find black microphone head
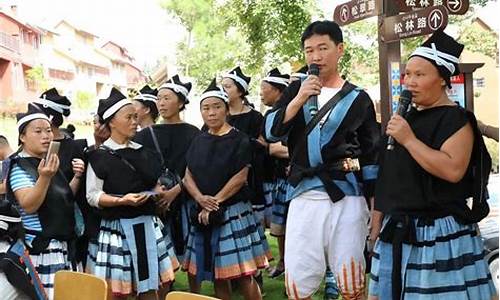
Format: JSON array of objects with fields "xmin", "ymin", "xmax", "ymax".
[
  {"xmin": 400, "ymin": 89, "xmax": 413, "ymax": 104},
  {"xmin": 308, "ymin": 64, "xmax": 320, "ymax": 76}
]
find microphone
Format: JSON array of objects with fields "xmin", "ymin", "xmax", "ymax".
[
  {"xmin": 308, "ymin": 64, "xmax": 320, "ymax": 117},
  {"xmin": 387, "ymin": 89, "xmax": 412, "ymax": 151}
]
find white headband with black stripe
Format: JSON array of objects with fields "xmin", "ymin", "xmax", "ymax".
[
  {"xmin": 411, "ymin": 43, "xmax": 459, "ymax": 75},
  {"xmin": 17, "ymin": 113, "xmax": 51, "ymax": 130},
  {"xmin": 263, "ymin": 76, "xmax": 289, "ymax": 87},
  {"xmin": 200, "ymin": 90, "xmax": 229, "ymax": 103},
  {"xmin": 133, "ymin": 93, "xmax": 158, "ymax": 103},
  {"xmin": 159, "ymin": 83, "xmax": 189, "ymax": 98},
  {"xmin": 224, "ymin": 72, "xmax": 249, "ymax": 91},
  {"xmin": 33, "ymin": 98, "xmax": 70, "ymax": 114},
  {"xmin": 103, "ymin": 99, "xmax": 131, "ymax": 120}
]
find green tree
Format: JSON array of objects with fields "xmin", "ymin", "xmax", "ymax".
[
  {"xmin": 222, "ymin": 0, "xmax": 316, "ymax": 71},
  {"xmin": 25, "ymin": 65, "xmax": 49, "ymax": 92},
  {"xmin": 74, "ymin": 91, "xmax": 94, "ymax": 110},
  {"xmin": 161, "ymin": 0, "xmax": 252, "ymax": 88},
  {"xmin": 161, "ymin": 0, "xmax": 317, "ymax": 88}
]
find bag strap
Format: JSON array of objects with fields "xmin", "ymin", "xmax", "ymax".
[
  {"xmin": 98, "ymin": 145, "xmax": 136, "ymax": 172},
  {"xmin": 291, "ymin": 81, "xmax": 356, "ymax": 162},
  {"xmin": 304, "ymin": 81, "xmax": 356, "ymax": 136},
  {"xmin": 148, "ymin": 126, "xmax": 165, "ymax": 167}
]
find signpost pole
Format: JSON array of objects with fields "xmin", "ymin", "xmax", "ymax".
[{"xmin": 378, "ymin": 0, "xmax": 401, "ymax": 128}]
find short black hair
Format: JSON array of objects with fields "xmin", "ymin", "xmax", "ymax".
[
  {"xmin": 301, "ymin": 20, "xmax": 343, "ymax": 49},
  {"xmin": 143, "ymin": 101, "xmax": 159, "ymax": 122}
]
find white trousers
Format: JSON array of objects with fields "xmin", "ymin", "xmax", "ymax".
[{"xmin": 284, "ymin": 191, "xmax": 369, "ymax": 299}]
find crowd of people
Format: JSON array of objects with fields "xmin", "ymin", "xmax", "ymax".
[{"xmin": 0, "ymin": 20, "xmax": 498, "ymax": 300}]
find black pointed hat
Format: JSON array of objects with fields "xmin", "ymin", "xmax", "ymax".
[
  {"xmin": 224, "ymin": 66, "xmax": 251, "ymax": 94},
  {"xmin": 200, "ymin": 78, "xmax": 229, "ymax": 104},
  {"xmin": 263, "ymin": 68, "xmax": 290, "ymax": 89},
  {"xmin": 133, "ymin": 85, "xmax": 158, "ymax": 103},
  {"xmin": 159, "ymin": 74, "xmax": 192, "ymax": 104},
  {"xmin": 97, "ymin": 87, "xmax": 130, "ymax": 123},
  {"xmin": 32, "ymin": 88, "xmax": 71, "ymax": 117},
  {"xmin": 16, "ymin": 103, "xmax": 51, "ymax": 134},
  {"xmin": 410, "ymin": 30, "xmax": 464, "ymax": 88}
]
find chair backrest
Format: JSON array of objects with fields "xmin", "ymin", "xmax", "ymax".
[
  {"xmin": 166, "ymin": 291, "xmax": 221, "ymax": 300},
  {"xmin": 54, "ymin": 270, "xmax": 108, "ymax": 300}
]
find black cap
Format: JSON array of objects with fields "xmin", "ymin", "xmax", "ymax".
[
  {"xmin": 97, "ymin": 87, "xmax": 130, "ymax": 123},
  {"xmin": 32, "ymin": 88, "xmax": 71, "ymax": 117},
  {"xmin": 159, "ymin": 74, "xmax": 192, "ymax": 105},
  {"xmin": 410, "ymin": 30, "xmax": 464, "ymax": 88},
  {"xmin": 16, "ymin": 103, "xmax": 51, "ymax": 134},
  {"xmin": 133, "ymin": 85, "xmax": 158, "ymax": 103},
  {"xmin": 224, "ymin": 66, "xmax": 251, "ymax": 95},
  {"xmin": 263, "ymin": 68, "xmax": 290, "ymax": 90},
  {"xmin": 200, "ymin": 78, "xmax": 229, "ymax": 104}
]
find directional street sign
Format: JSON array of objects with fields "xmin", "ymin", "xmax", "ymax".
[
  {"xmin": 333, "ymin": 0, "xmax": 381, "ymax": 26},
  {"xmin": 397, "ymin": 0, "xmax": 469, "ymax": 15},
  {"xmin": 382, "ymin": 5, "xmax": 448, "ymax": 42}
]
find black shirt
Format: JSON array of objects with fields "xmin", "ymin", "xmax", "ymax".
[
  {"xmin": 375, "ymin": 105, "xmax": 471, "ymax": 218},
  {"xmin": 134, "ymin": 123, "xmax": 200, "ymax": 177},
  {"xmin": 186, "ymin": 128, "xmax": 252, "ymax": 204}
]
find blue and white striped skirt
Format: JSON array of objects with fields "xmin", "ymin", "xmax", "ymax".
[
  {"xmin": 29, "ymin": 240, "xmax": 71, "ymax": 300},
  {"xmin": 253, "ymin": 182, "xmax": 274, "ymax": 224},
  {"xmin": 270, "ymin": 178, "xmax": 291, "ymax": 236},
  {"xmin": 86, "ymin": 216, "xmax": 179, "ymax": 297},
  {"xmin": 369, "ymin": 215, "xmax": 497, "ymax": 299},
  {"xmin": 183, "ymin": 200, "xmax": 272, "ymax": 281},
  {"xmin": 160, "ymin": 199, "xmax": 195, "ymax": 264}
]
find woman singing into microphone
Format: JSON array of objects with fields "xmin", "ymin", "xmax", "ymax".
[{"xmin": 368, "ymin": 30, "xmax": 497, "ymax": 300}]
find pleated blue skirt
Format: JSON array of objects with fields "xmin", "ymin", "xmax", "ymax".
[{"xmin": 369, "ymin": 215, "xmax": 497, "ymax": 299}]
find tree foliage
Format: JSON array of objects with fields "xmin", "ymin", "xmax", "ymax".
[
  {"xmin": 25, "ymin": 65, "xmax": 49, "ymax": 92},
  {"xmin": 222, "ymin": 0, "xmax": 316, "ymax": 71},
  {"xmin": 161, "ymin": 0, "xmax": 316, "ymax": 89}
]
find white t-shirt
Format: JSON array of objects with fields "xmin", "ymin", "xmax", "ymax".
[{"xmin": 318, "ymin": 87, "xmax": 340, "ymax": 125}]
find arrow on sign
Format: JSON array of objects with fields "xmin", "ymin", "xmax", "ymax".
[
  {"xmin": 429, "ymin": 10, "xmax": 443, "ymax": 29},
  {"xmin": 341, "ymin": 5, "xmax": 349, "ymax": 22},
  {"xmin": 447, "ymin": 0, "xmax": 462, "ymax": 12}
]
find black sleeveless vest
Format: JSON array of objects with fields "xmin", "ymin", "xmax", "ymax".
[
  {"xmin": 8, "ymin": 157, "xmax": 75, "ymax": 252},
  {"xmin": 87, "ymin": 146, "xmax": 162, "ymax": 219}
]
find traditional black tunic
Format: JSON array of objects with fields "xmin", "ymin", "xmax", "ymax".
[
  {"xmin": 134, "ymin": 123, "xmax": 200, "ymax": 254},
  {"xmin": 266, "ymin": 80, "xmax": 380, "ymax": 201},
  {"xmin": 186, "ymin": 128, "xmax": 251, "ymax": 202},
  {"xmin": 134, "ymin": 123, "xmax": 200, "ymax": 178},
  {"xmin": 86, "ymin": 145, "xmax": 162, "ymax": 219},
  {"xmin": 228, "ymin": 110, "xmax": 266, "ymax": 206},
  {"xmin": 375, "ymin": 105, "xmax": 488, "ymax": 222}
]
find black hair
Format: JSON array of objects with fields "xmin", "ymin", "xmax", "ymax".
[
  {"xmin": 301, "ymin": 20, "xmax": 343, "ymax": 48},
  {"xmin": 61, "ymin": 124, "xmax": 76, "ymax": 139},
  {"xmin": 142, "ymin": 101, "xmax": 159, "ymax": 122}
]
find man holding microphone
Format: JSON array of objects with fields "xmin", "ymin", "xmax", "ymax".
[{"xmin": 265, "ymin": 20, "xmax": 380, "ymax": 299}]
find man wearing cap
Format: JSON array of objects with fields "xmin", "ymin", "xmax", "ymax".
[{"xmin": 266, "ymin": 20, "xmax": 380, "ymax": 299}]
